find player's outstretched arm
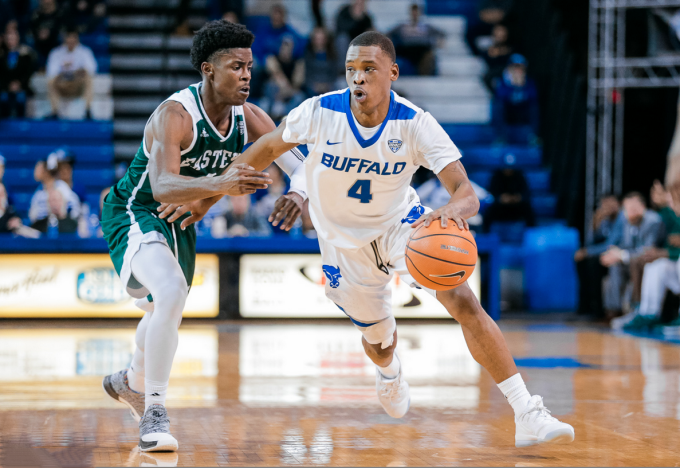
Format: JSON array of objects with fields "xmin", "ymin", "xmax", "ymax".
[
  {"xmin": 148, "ymin": 102, "xmax": 273, "ymax": 205},
  {"xmin": 234, "ymin": 121, "xmax": 299, "ymax": 172},
  {"xmin": 412, "ymin": 161, "xmax": 480, "ymax": 231}
]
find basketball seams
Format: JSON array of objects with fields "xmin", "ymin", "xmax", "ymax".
[
  {"xmin": 411, "ymin": 232, "xmax": 476, "ymax": 246},
  {"xmin": 406, "ymin": 245, "xmax": 476, "ymax": 267},
  {"xmin": 405, "ymin": 255, "xmax": 453, "ymax": 288}
]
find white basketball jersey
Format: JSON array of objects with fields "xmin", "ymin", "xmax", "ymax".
[{"xmin": 283, "ymin": 88, "xmax": 462, "ymax": 249}]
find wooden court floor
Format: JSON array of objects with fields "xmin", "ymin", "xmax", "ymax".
[{"xmin": 0, "ymin": 319, "xmax": 679, "ymax": 467}]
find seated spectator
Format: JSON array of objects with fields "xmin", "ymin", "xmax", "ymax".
[
  {"xmin": 252, "ymin": 4, "xmax": 304, "ymax": 64},
  {"xmin": 224, "ymin": 195, "xmax": 271, "ymax": 237},
  {"xmin": 0, "ymin": 27, "xmax": 35, "ymax": 119},
  {"xmin": 68, "ymin": 0, "xmax": 107, "ymax": 35},
  {"xmin": 0, "ymin": 182, "xmax": 22, "ymax": 234},
  {"xmin": 29, "ymin": 157, "xmax": 81, "ymax": 226},
  {"xmin": 46, "ymin": 25, "xmax": 97, "ymax": 119},
  {"xmin": 388, "ymin": 4, "xmax": 445, "ymax": 76},
  {"xmin": 482, "ymin": 24, "xmax": 512, "ymax": 91},
  {"xmin": 335, "ymin": 0, "xmax": 374, "ymax": 57},
  {"xmin": 261, "ymin": 37, "xmax": 305, "ymax": 120},
  {"xmin": 482, "ymin": 163, "xmax": 535, "ymax": 232},
  {"xmin": 52, "ymin": 148, "xmax": 86, "ymax": 202},
  {"xmin": 575, "ymin": 192, "xmax": 664, "ymax": 319},
  {"xmin": 31, "ymin": 188, "xmax": 78, "ymax": 235},
  {"xmin": 576, "ymin": 194, "xmax": 621, "ymax": 317},
  {"xmin": 466, "ymin": 0, "xmax": 514, "ymax": 56},
  {"xmin": 303, "ymin": 27, "xmax": 339, "ymax": 97},
  {"xmin": 31, "ymin": 0, "xmax": 65, "ymax": 67},
  {"xmin": 493, "ymin": 54, "xmax": 539, "ymax": 142},
  {"xmin": 613, "ymin": 182, "xmax": 680, "ymax": 330}
]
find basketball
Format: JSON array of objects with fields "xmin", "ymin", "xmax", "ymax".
[{"xmin": 405, "ymin": 223, "xmax": 478, "ymax": 291}]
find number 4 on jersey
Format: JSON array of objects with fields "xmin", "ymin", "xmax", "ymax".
[{"xmin": 348, "ymin": 180, "xmax": 373, "ymax": 204}]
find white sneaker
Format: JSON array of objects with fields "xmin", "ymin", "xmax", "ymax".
[
  {"xmin": 611, "ymin": 310, "xmax": 639, "ymax": 330},
  {"xmin": 376, "ymin": 367, "xmax": 410, "ymax": 418},
  {"xmin": 515, "ymin": 395, "xmax": 575, "ymax": 447}
]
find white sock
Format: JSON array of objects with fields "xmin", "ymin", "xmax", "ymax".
[
  {"xmin": 378, "ymin": 353, "xmax": 400, "ymax": 379},
  {"xmin": 145, "ymin": 378, "xmax": 168, "ymax": 412},
  {"xmin": 497, "ymin": 373, "xmax": 532, "ymax": 416},
  {"xmin": 127, "ymin": 353, "xmax": 145, "ymax": 393}
]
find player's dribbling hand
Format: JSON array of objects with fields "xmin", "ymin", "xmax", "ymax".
[
  {"xmin": 412, "ymin": 203, "xmax": 470, "ymax": 231},
  {"xmin": 157, "ymin": 199, "xmax": 211, "ymax": 230},
  {"xmin": 221, "ymin": 163, "xmax": 272, "ymax": 195},
  {"xmin": 269, "ymin": 192, "xmax": 305, "ymax": 231}
]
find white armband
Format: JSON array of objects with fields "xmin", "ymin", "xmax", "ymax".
[
  {"xmin": 274, "ymin": 147, "xmax": 306, "ymax": 177},
  {"xmin": 288, "ymin": 162, "xmax": 308, "ymax": 201},
  {"xmin": 275, "ymin": 147, "xmax": 307, "ymax": 201}
]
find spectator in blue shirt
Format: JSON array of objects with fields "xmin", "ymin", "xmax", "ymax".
[
  {"xmin": 252, "ymin": 4, "xmax": 304, "ymax": 63},
  {"xmin": 493, "ymin": 54, "xmax": 540, "ymax": 142}
]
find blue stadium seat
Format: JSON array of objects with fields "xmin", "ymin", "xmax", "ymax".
[
  {"xmin": 86, "ymin": 192, "xmax": 104, "ymax": 213},
  {"xmin": 96, "ymin": 56, "xmax": 110, "ymax": 73},
  {"xmin": 500, "ymin": 244, "xmax": 525, "ymax": 269},
  {"xmin": 531, "ymin": 194, "xmax": 558, "ymax": 217},
  {"xmin": 11, "ymin": 191, "xmax": 32, "ymax": 216},
  {"xmin": 0, "ymin": 120, "xmax": 113, "ymax": 144},
  {"xmin": 3, "ymin": 168, "xmax": 38, "ymax": 192},
  {"xmin": 461, "ymin": 145, "xmax": 542, "ymax": 168},
  {"xmin": 490, "ymin": 221, "xmax": 526, "ymax": 243},
  {"xmin": 73, "ymin": 169, "xmax": 114, "ymax": 189},
  {"xmin": 80, "ymin": 33, "xmax": 109, "ymax": 55},
  {"xmin": 441, "ymin": 124, "xmax": 496, "ymax": 145},
  {"xmin": 425, "ymin": 0, "xmax": 478, "ymax": 18},
  {"xmin": 0, "ymin": 144, "xmax": 114, "ymax": 168}
]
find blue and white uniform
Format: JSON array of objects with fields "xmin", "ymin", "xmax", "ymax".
[{"xmin": 283, "ymin": 88, "xmax": 461, "ymax": 343}]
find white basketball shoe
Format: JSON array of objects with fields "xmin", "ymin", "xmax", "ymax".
[
  {"xmin": 376, "ymin": 366, "xmax": 411, "ymax": 418},
  {"xmin": 139, "ymin": 404, "xmax": 179, "ymax": 452},
  {"xmin": 515, "ymin": 395, "xmax": 575, "ymax": 447}
]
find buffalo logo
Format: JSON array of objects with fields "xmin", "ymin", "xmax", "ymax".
[
  {"xmin": 401, "ymin": 204, "xmax": 425, "ymax": 224},
  {"xmin": 322, "ymin": 265, "xmax": 342, "ymax": 289},
  {"xmin": 388, "ymin": 139, "xmax": 403, "ymax": 153}
]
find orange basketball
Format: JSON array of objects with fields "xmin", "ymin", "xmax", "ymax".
[{"xmin": 405, "ymin": 223, "xmax": 478, "ymax": 291}]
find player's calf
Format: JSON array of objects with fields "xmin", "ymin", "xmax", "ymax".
[
  {"xmin": 436, "ymin": 282, "xmax": 485, "ymax": 324},
  {"xmin": 362, "ymin": 331, "xmax": 397, "ymax": 368}
]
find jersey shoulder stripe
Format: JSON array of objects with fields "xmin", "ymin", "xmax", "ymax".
[{"xmin": 317, "ymin": 88, "xmax": 420, "ymax": 121}]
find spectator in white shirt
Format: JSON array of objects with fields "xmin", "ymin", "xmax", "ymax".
[
  {"xmin": 45, "ymin": 25, "xmax": 97, "ymax": 119},
  {"xmin": 29, "ymin": 154, "xmax": 81, "ymax": 225}
]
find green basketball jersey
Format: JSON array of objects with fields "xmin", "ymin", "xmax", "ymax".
[{"xmin": 111, "ymin": 83, "xmax": 247, "ymax": 213}]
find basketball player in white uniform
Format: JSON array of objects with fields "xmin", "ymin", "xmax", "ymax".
[{"xmin": 171, "ymin": 31, "xmax": 575, "ymax": 447}]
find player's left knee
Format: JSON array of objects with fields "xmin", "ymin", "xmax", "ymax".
[{"xmin": 437, "ymin": 283, "xmax": 484, "ymax": 322}]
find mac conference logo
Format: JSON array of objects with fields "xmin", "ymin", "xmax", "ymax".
[{"xmin": 77, "ymin": 268, "xmax": 128, "ymax": 304}]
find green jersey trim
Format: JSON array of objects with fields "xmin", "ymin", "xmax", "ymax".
[{"xmin": 190, "ymin": 84, "xmax": 235, "ymax": 142}]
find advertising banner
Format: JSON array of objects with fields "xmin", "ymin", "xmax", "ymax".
[
  {"xmin": 240, "ymin": 254, "xmax": 481, "ymax": 318},
  {"xmin": 0, "ymin": 254, "xmax": 219, "ymax": 317}
]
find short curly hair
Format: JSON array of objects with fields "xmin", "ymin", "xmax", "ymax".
[
  {"xmin": 349, "ymin": 31, "xmax": 396, "ymax": 63},
  {"xmin": 190, "ymin": 20, "xmax": 255, "ymax": 73}
]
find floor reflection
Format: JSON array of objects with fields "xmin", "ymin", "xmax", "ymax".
[{"xmin": 0, "ymin": 320, "xmax": 680, "ymax": 466}]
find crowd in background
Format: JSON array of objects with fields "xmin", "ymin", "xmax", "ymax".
[
  {"xmin": 0, "ymin": 0, "xmax": 104, "ymax": 119},
  {"xmin": 575, "ymin": 183, "xmax": 680, "ymax": 331},
  {"xmin": 0, "ymin": 0, "xmax": 546, "ymax": 246}
]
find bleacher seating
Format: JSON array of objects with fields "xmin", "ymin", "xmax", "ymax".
[{"xmin": 2, "ymin": 121, "xmax": 115, "ymax": 220}]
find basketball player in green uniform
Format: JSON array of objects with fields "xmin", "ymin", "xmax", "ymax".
[{"xmin": 100, "ymin": 21, "xmax": 307, "ymax": 452}]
